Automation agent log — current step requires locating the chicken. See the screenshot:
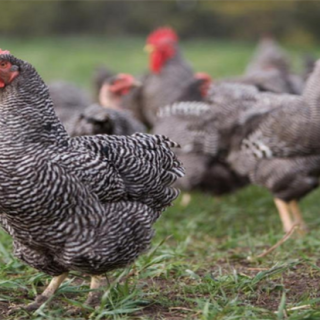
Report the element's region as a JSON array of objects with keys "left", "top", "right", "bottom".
[
  {"left": 71, "top": 105, "right": 146, "bottom": 137},
  {"left": 182, "top": 78, "right": 304, "bottom": 232},
  {"left": 70, "top": 74, "right": 146, "bottom": 136},
  {"left": 224, "top": 36, "right": 304, "bottom": 95},
  {"left": 226, "top": 59, "right": 320, "bottom": 233},
  {"left": 153, "top": 73, "right": 249, "bottom": 199},
  {"left": 48, "top": 81, "right": 92, "bottom": 131},
  {"left": 124, "top": 27, "right": 195, "bottom": 128},
  {"left": 246, "top": 35, "right": 291, "bottom": 75},
  {"left": 0, "top": 50, "right": 184, "bottom": 310}
]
